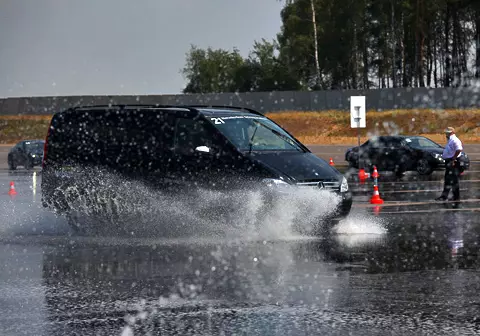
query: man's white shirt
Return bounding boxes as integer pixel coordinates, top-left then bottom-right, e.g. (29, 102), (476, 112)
(442, 134), (463, 159)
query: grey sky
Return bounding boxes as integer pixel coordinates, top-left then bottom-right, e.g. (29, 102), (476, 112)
(0, 0), (283, 98)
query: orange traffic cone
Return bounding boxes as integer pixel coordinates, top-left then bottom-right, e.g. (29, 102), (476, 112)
(358, 168), (368, 183)
(8, 181), (17, 196)
(370, 185), (384, 204)
(371, 166), (380, 179)
(329, 158), (335, 166)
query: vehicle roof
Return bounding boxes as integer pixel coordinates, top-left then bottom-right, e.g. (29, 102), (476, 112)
(196, 108), (265, 118)
(22, 139), (44, 143)
(370, 135), (428, 139)
(62, 104), (264, 118)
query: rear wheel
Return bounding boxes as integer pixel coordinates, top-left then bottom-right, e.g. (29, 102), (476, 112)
(66, 212), (87, 236)
(320, 218), (340, 235)
(348, 159), (357, 169)
(416, 158), (433, 175)
(394, 165), (405, 178)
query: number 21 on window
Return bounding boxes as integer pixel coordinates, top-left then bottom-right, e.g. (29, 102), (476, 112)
(211, 118), (225, 125)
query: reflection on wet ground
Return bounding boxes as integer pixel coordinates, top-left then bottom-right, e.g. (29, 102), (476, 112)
(0, 168), (479, 335)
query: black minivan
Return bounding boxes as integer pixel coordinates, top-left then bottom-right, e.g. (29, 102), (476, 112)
(41, 105), (352, 235)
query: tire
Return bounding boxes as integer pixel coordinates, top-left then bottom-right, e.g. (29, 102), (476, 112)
(8, 156), (16, 170)
(394, 165), (405, 178)
(66, 212), (87, 236)
(416, 158), (433, 175)
(303, 218), (340, 237)
(24, 159), (34, 170)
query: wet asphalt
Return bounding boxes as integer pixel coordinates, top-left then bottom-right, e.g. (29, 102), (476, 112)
(0, 165), (479, 336)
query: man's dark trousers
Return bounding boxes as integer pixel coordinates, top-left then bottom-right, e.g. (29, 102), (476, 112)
(440, 158), (461, 200)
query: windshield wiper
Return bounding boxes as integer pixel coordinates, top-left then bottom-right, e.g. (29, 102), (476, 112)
(247, 120), (305, 153)
(262, 124), (304, 152)
(248, 122), (260, 155)
(269, 128), (297, 147)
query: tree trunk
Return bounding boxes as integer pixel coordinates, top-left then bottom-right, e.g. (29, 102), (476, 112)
(402, 12), (408, 87)
(362, 3), (369, 89)
(417, 0), (425, 87)
(414, 0), (419, 87)
(311, 0), (321, 88)
(434, 28), (438, 88)
(381, 62), (386, 88)
(427, 35), (432, 87)
(352, 21), (358, 89)
(452, 4), (459, 86)
(476, 5), (480, 78)
(444, 4), (451, 87)
(391, 0), (397, 87)
(363, 46), (369, 89)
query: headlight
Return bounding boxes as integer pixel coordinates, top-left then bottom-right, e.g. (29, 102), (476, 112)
(340, 177), (349, 192)
(262, 178), (292, 190)
(433, 153), (443, 160)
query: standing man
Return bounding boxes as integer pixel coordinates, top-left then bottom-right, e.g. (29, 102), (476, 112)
(435, 127), (463, 202)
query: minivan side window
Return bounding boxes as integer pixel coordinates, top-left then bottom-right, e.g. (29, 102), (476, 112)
(174, 118), (212, 155)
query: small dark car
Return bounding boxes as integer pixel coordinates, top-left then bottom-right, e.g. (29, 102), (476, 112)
(345, 135), (470, 176)
(8, 139), (45, 170)
(41, 105), (352, 235)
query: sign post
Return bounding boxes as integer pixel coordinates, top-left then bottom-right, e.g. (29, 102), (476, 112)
(354, 106), (361, 147)
(350, 96), (366, 169)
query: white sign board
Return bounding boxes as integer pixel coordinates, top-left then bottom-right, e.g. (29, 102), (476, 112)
(350, 96), (366, 128)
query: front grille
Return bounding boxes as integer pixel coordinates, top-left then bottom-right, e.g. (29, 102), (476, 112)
(295, 180), (340, 191)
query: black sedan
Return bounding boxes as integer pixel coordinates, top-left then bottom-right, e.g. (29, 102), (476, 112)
(8, 139), (45, 170)
(345, 135), (470, 176)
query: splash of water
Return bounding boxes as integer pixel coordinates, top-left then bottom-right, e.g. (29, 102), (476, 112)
(45, 168), (343, 239)
(332, 213), (387, 248)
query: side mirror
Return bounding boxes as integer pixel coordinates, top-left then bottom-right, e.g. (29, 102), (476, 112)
(195, 146), (211, 153)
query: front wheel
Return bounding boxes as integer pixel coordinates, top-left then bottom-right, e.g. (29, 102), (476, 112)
(8, 156), (16, 170)
(24, 159), (34, 170)
(417, 158), (433, 175)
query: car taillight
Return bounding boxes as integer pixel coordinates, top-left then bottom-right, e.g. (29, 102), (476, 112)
(42, 138), (48, 169)
(42, 118), (53, 169)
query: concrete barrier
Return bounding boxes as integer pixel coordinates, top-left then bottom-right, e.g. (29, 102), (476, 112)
(2, 87), (480, 115)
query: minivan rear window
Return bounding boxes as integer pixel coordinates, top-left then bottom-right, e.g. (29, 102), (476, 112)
(47, 109), (171, 168)
(207, 116), (304, 152)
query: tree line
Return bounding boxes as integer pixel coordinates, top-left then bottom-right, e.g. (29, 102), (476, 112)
(181, 0), (480, 93)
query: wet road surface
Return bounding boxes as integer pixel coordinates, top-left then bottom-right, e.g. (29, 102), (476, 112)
(307, 143), (480, 166)
(1, 144), (480, 169)
(0, 166), (479, 335)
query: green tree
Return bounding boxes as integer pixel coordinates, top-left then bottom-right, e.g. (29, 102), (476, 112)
(181, 0), (480, 92)
(247, 38), (301, 91)
(277, 0), (319, 89)
(181, 45), (248, 93)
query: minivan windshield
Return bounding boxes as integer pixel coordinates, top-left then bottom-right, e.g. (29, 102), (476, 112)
(208, 116), (305, 152)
